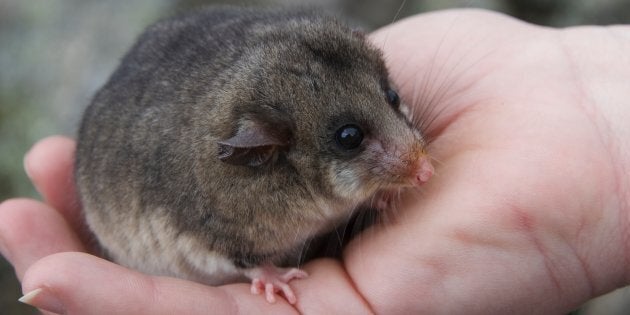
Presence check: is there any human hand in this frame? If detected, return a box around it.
[2,9,630,315]
[343,8,630,314]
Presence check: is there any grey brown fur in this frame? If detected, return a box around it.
[76,6,427,285]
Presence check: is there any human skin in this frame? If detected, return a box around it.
[1,8,629,314]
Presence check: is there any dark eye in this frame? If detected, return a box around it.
[386,89,400,109]
[335,124,364,150]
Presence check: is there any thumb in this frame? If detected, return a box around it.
[20,252,297,315]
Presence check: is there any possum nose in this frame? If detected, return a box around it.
[415,158,434,185]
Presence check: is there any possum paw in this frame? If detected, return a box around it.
[246,265,308,304]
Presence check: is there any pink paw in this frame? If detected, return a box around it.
[246,265,308,304]
[373,190,396,210]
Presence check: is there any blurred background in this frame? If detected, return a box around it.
[1,0,629,313]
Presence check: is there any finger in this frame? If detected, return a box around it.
[24,136,85,236]
[0,198,85,280]
[20,252,299,315]
[288,259,374,315]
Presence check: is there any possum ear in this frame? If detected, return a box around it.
[217,120,290,167]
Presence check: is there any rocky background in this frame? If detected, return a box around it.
[1,0,629,314]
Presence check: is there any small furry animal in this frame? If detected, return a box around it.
[75,6,433,304]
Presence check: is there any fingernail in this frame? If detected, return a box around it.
[23,150,43,198]
[19,287,65,314]
[23,151,33,181]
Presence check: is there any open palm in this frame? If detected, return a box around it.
[1,9,629,315]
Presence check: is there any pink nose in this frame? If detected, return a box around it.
[415,158,434,185]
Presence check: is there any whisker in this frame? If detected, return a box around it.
[413,48,500,143]
[297,237,310,267]
[380,0,408,51]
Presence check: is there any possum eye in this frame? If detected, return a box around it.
[385,88,400,109]
[335,124,364,150]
